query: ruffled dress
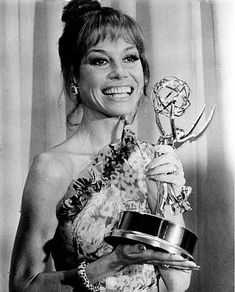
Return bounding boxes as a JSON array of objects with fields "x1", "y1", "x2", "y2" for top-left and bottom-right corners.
[{"x1": 52, "y1": 126, "x2": 191, "y2": 291}]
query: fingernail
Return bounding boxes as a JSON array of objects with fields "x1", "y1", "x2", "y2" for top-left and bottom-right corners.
[
  {"x1": 146, "y1": 172, "x2": 157, "y2": 178},
  {"x1": 188, "y1": 266, "x2": 200, "y2": 271},
  {"x1": 139, "y1": 245, "x2": 147, "y2": 252},
  {"x1": 145, "y1": 163, "x2": 152, "y2": 171},
  {"x1": 171, "y1": 255, "x2": 187, "y2": 261}
]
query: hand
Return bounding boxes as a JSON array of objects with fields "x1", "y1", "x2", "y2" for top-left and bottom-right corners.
[
  {"x1": 114, "y1": 243, "x2": 198, "y2": 270},
  {"x1": 145, "y1": 145, "x2": 185, "y2": 195}
]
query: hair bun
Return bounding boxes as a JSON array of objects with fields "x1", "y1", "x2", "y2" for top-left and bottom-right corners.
[{"x1": 62, "y1": 0, "x2": 101, "y2": 23}]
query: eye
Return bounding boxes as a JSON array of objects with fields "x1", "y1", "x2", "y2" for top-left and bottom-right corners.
[
  {"x1": 90, "y1": 57, "x2": 109, "y2": 66},
  {"x1": 124, "y1": 54, "x2": 140, "y2": 63}
]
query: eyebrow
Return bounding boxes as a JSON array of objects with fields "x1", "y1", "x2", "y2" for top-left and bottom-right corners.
[{"x1": 87, "y1": 45, "x2": 137, "y2": 55}]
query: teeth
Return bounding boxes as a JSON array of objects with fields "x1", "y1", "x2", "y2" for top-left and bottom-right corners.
[
  {"x1": 110, "y1": 93, "x2": 129, "y2": 98},
  {"x1": 103, "y1": 87, "x2": 132, "y2": 95}
]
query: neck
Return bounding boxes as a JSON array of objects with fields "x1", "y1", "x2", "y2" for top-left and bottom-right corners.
[{"x1": 75, "y1": 105, "x2": 136, "y2": 151}]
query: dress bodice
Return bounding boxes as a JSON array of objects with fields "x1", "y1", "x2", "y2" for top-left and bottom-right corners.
[{"x1": 51, "y1": 127, "x2": 191, "y2": 291}]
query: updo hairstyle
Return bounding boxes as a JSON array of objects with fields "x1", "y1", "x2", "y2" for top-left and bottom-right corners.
[{"x1": 59, "y1": 0, "x2": 150, "y2": 126}]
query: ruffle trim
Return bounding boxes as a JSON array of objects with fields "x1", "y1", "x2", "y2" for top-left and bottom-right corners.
[
  {"x1": 57, "y1": 127, "x2": 138, "y2": 221},
  {"x1": 57, "y1": 127, "x2": 192, "y2": 221}
]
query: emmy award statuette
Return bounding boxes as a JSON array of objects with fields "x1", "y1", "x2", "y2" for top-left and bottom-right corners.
[{"x1": 105, "y1": 76, "x2": 215, "y2": 263}]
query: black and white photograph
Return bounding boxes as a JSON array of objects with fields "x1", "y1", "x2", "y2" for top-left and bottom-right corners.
[{"x1": 0, "y1": 0, "x2": 234, "y2": 291}]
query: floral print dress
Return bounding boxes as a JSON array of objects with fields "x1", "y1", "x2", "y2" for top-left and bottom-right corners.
[{"x1": 52, "y1": 126, "x2": 191, "y2": 291}]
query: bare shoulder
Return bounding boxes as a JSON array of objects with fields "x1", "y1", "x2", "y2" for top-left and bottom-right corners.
[
  {"x1": 31, "y1": 150, "x2": 73, "y2": 182},
  {"x1": 22, "y1": 150, "x2": 74, "y2": 216}
]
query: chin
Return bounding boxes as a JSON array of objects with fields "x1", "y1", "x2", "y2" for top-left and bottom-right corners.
[
  {"x1": 107, "y1": 102, "x2": 138, "y2": 117},
  {"x1": 107, "y1": 108, "x2": 136, "y2": 119}
]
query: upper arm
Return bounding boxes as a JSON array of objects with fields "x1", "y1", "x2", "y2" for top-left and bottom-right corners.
[{"x1": 9, "y1": 152, "x2": 73, "y2": 291}]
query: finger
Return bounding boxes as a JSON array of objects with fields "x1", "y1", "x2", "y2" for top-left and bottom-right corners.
[
  {"x1": 146, "y1": 153, "x2": 177, "y2": 170},
  {"x1": 147, "y1": 262, "x2": 200, "y2": 271},
  {"x1": 116, "y1": 243, "x2": 147, "y2": 260},
  {"x1": 157, "y1": 262, "x2": 200, "y2": 271},
  {"x1": 153, "y1": 145, "x2": 175, "y2": 154},
  {"x1": 146, "y1": 154, "x2": 182, "y2": 173},
  {"x1": 127, "y1": 244, "x2": 147, "y2": 254},
  {"x1": 146, "y1": 259, "x2": 200, "y2": 270},
  {"x1": 144, "y1": 250, "x2": 187, "y2": 262},
  {"x1": 165, "y1": 265, "x2": 200, "y2": 271},
  {"x1": 147, "y1": 173, "x2": 185, "y2": 186},
  {"x1": 146, "y1": 163, "x2": 182, "y2": 176}
]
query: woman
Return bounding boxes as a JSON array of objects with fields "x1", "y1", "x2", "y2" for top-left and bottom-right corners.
[{"x1": 9, "y1": 1, "x2": 198, "y2": 291}]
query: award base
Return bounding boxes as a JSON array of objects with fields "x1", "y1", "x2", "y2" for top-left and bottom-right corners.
[{"x1": 105, "y1": 211, "x2": 198, "y2": 261}]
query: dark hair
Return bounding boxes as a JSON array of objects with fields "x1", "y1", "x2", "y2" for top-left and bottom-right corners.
[{"x1": 59, "y1": 0, "x2": 150, "y2": 126}]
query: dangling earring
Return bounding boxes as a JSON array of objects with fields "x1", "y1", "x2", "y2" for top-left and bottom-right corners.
[{"x1": 71, "y1": 82, "x2": 79, "y2": 97}]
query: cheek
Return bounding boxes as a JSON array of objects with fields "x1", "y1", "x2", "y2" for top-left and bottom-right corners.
[
  {"x1": 79, "y1": 72, "x2": 101, "y2": 94},
  {"x1": 78, "y1": 78, "x2": 104, "y2": 108},
  {"x1": 134, "y1": 66, "x2": 144, "y2": 87}
]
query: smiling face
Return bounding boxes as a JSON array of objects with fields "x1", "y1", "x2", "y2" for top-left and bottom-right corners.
[{"x1": 76, "y1": 38, "x2": 144, "y2": 117}]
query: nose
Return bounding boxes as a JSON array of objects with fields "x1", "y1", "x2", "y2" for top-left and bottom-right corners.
[{"x1": 108, "y1": 61, "x2": 127, "y2": 79}]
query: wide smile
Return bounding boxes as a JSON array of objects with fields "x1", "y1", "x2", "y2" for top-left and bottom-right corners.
[{"x1": 102, "y1": 86, "x2": 134, "y2": 99}]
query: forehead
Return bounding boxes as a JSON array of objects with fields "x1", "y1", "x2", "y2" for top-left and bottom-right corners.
[{"x1": 87, "y1": 37, "x2": 137, "y2": 54}]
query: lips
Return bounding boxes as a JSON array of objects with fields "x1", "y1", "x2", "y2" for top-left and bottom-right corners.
[{"x1": 102, "y1": 86, "x2": 133, "y2": 98}]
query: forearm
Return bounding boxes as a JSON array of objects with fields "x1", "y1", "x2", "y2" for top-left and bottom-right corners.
[
  {"x1": 10, "y1": 269, "x2": 78, "y2": 292},
  {"x1": 159, "y1": 268, "x2": 192, "y2": 292},
  {"x1": 14, "y1": 251, "x2": 124, "y2": 292}
]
